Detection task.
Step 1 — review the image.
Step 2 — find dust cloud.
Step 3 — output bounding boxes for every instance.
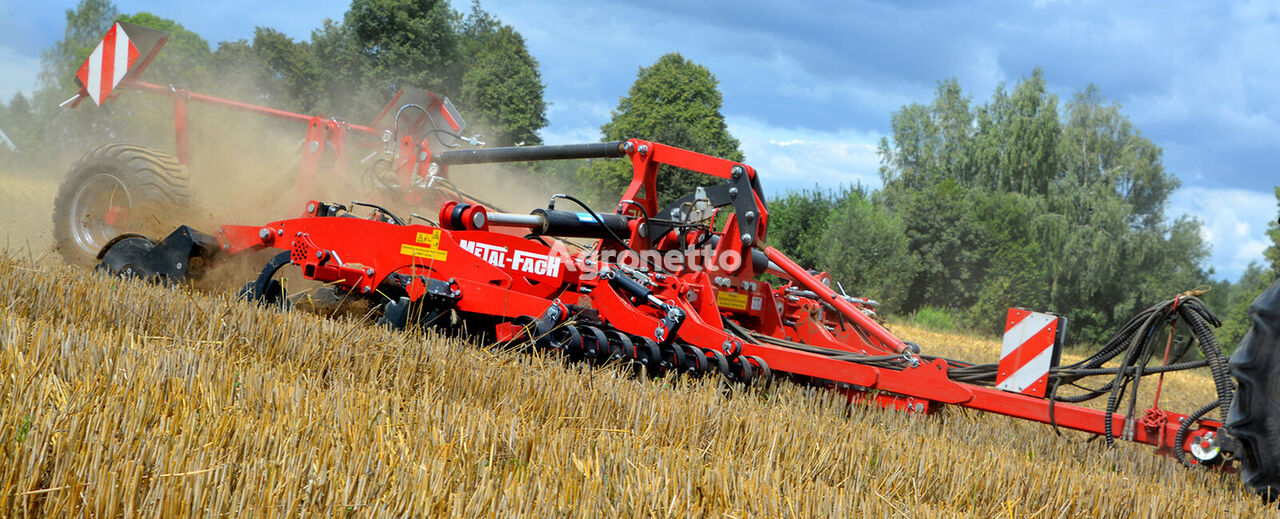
[0,76,588,286]
[0,171,59,263]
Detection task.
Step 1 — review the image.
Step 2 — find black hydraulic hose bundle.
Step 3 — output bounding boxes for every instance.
[721,285,1236,461]
[946,293,1233,449]
[1070,295,1233,447]
[724,290,1234,457]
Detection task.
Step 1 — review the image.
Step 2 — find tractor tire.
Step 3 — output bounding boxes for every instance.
[1227,277,1280,499]
[53,144,192,266]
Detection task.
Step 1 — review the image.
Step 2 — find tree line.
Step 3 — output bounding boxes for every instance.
[771,72,1279,346]
[2,0,1277,348]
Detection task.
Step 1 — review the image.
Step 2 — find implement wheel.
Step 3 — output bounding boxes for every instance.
[53,144,192,265]
[1227,278,1280,499]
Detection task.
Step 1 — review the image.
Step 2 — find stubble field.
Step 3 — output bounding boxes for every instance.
[0,170,1272,517]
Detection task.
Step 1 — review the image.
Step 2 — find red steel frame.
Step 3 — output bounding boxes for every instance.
[207,137,1220,463]
[119,78,467,210]
[80,24,1222,464]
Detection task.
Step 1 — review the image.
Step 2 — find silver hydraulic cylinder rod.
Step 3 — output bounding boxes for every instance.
[486,212,543,228]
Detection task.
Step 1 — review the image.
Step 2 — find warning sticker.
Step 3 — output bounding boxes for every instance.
[717,290,749,310]
[402,230,447,261]
[401,243,448,261]
[416,230,441,246]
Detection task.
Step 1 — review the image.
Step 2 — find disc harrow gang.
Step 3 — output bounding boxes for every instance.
[521,318,768,385]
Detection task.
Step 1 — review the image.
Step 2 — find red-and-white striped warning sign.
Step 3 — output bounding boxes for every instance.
[75,22,140,106]
[995,308,1062,397]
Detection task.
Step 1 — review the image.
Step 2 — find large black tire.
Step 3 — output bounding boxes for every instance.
[52,144,192,265]
[1227,277,1280,498]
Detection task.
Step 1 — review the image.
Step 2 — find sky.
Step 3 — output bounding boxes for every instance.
[0,0,1276,280]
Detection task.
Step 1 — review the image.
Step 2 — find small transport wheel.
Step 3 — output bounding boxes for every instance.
[1227,278,1280,499]
[53,144,192,266]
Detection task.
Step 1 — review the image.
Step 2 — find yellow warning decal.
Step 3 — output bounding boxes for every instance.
[401,243,448,261]
[717,290,749,310]
[416,230,441,246]
[402,230,447,261]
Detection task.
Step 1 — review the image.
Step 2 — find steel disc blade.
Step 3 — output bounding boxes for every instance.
[96,235,156,277]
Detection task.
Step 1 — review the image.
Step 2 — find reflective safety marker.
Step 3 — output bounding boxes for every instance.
[996,308,1065,397]
[75,23,140,106]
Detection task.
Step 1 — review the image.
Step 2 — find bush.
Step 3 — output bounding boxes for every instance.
[911,305,957,332]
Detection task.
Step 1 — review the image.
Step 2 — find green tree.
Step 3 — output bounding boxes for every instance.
[115,12,213,87]
[877,79,975,192]
[893,179,987,311]
[345,0,460,94]
[972,68,1060,196]
[876,70,1207,343]
[877,80,988,315]
[305,18,387,119]
[766,188,838,268]
[2,94,34,150]
[458,23,547,146]
[1266,186,1280,275]
[817,187,915,313]
[1219,262,1277,349]
[1058,86,1177,229]
[218,27,322,112]
[965,191,1049,334]
[579,53,743,205]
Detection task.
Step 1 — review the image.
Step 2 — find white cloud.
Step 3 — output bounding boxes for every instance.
[546,99,612,123]
[726,115,884,194]
[538,124,601,146]
[536,116,885,197]
[1170,186,1276,280]
[0,45,40,102]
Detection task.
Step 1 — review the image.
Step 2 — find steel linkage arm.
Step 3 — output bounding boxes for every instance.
[121,79,381,135]
[765,246,909,354]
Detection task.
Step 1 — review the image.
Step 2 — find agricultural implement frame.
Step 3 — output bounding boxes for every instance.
[100,136,1234,467]
[60,21,1280,498]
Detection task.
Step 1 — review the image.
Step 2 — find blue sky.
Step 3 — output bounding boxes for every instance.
[1,0,1277,280]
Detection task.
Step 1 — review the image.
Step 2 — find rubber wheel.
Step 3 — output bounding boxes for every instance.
[1227,277,1280,499]
[53,144,192,266]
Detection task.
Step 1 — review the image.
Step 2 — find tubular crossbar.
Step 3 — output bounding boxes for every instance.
[435,141,627,165]
[122,79,382,135]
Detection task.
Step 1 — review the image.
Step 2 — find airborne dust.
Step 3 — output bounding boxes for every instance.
[0,84,576,279]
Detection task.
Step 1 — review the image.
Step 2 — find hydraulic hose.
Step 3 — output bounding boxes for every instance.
[1173,401,1220,468]
[1180,305,1234,421]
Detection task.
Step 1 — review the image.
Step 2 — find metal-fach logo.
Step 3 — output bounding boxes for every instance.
[459,240,563,277]
[459,239,507,267]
